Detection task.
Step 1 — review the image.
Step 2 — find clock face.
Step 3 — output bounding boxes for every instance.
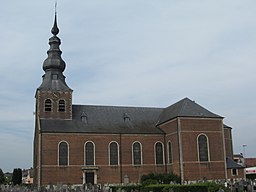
[52,92,60,99]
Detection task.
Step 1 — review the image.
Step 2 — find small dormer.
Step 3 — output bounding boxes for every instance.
[81,112,88,124]
[123,113,133,129]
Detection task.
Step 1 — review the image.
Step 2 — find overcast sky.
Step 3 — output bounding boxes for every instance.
[0,1,255,172]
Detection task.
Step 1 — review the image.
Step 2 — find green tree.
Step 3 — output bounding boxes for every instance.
[0,168,5,184]
[12,168,22,185]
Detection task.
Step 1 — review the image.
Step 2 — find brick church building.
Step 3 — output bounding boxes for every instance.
[33,15,244,187]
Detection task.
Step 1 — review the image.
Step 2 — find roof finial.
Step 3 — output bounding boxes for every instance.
[55,0,57,15]
[51,0,59,36]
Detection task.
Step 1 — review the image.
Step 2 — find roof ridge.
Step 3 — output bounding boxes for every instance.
[72,104,163,110]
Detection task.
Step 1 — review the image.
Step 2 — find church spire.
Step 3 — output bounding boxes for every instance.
[42,11,65,73]
[38,11,72,91]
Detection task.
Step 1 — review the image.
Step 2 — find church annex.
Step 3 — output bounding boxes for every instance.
[33,14,244,187]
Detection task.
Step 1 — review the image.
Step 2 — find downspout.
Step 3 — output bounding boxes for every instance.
[177,118,184,183]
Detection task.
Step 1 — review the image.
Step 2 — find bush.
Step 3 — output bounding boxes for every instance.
[0,168,5,184]
[109,181,225,192]
[110,184,142,192]
[141,172,181,185]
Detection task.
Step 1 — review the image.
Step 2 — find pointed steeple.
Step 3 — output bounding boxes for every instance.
[42,13,65,73]
[38,12,72,91]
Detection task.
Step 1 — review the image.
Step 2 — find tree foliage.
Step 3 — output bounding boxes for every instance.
[0,168,5,184]
[12,168,22,185]
[141,172,181,185]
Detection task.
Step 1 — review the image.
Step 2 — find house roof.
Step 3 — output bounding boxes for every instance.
[245,158,256,167]
[226,157,245,169]
[40,105,164,134]
[157,97,223,125]
[223,124,232,129]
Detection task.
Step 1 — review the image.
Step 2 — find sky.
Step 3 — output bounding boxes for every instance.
[0,0,256,172]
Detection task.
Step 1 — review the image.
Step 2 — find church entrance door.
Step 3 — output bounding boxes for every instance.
[86,172,94,185]
[82,166,98,186]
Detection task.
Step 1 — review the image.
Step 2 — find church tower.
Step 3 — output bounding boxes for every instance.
[35,13,73,120]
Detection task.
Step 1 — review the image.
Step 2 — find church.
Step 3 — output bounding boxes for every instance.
[33,14,244,187]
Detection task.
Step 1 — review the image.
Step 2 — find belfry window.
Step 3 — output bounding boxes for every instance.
[44,99,52,112]
[133,142,142,165]
[109,142,119,165]
[198,134,209,162]
[58,100,65,112]
[85,142,95,165]
[155,142,164,165]
[58,141,69,166]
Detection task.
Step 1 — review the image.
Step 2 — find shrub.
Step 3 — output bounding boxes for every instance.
[110,184,142,192]
[141,172,181,185]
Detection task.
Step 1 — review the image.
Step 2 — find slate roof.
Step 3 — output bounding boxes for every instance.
[40,105,164,134]
[226,157,244,169]
[223,124,232,129]
[40,97,223,134]
[157,97,223,125]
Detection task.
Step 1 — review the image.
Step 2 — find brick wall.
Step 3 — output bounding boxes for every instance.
[36,90,72,120]
[40,133,166,185]
[179,118,226,181]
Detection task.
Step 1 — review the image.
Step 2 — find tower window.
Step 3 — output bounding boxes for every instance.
[58,100,65,112]
[44,99,52,112]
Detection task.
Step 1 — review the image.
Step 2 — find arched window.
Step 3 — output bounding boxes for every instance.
[58,141,68,166]
[109,142,119,165]
[85,142,95,165]
[198,134,209,162]
[44,99,52,112]
[155,142,164,165]
[167,141,173,164]
[58,99,65,112]
[132,142,142,165]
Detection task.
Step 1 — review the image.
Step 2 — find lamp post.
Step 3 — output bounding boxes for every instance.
[242,144,247,167]
[242,144,247,158]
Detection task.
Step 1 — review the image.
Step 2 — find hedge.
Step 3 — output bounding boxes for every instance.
[110,182,225,192]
